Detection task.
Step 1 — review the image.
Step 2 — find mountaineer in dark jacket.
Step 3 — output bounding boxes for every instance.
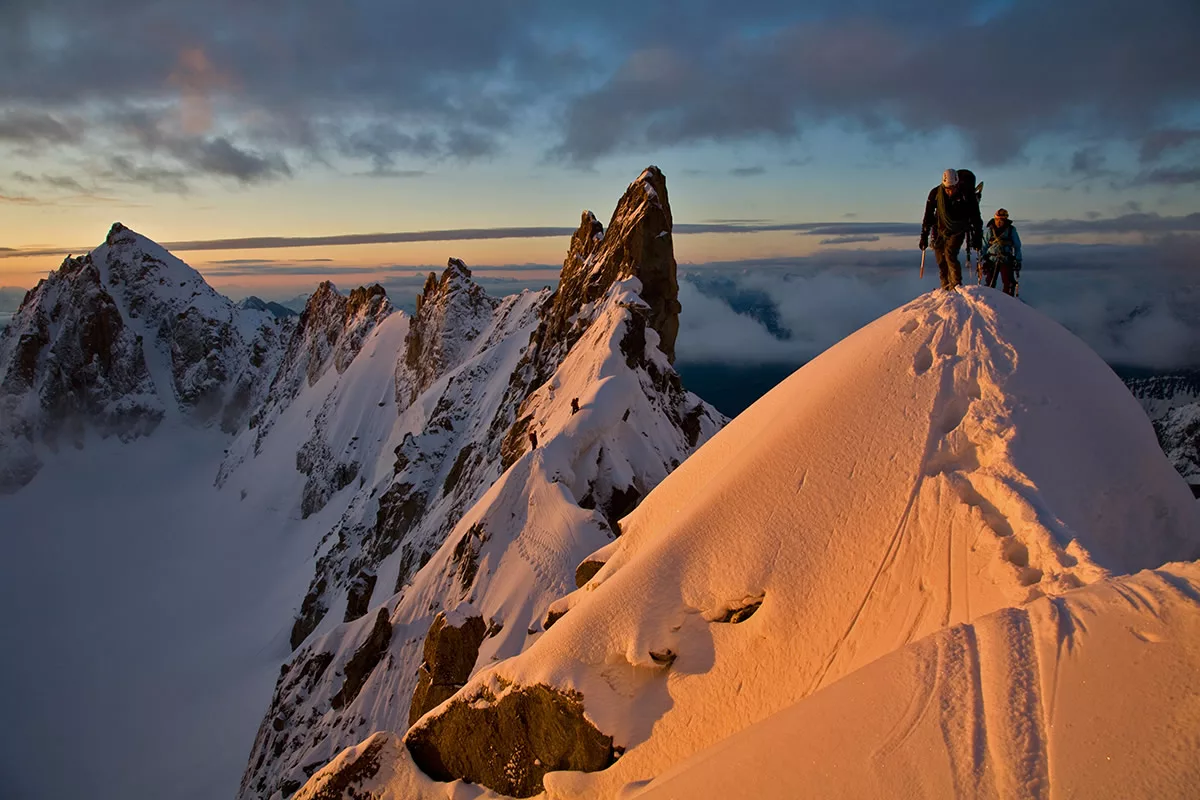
[920,169,983,290]
[980,208,1023,296]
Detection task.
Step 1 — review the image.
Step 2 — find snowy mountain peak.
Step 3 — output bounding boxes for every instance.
[239,296,299,319]
[0,225,291,493]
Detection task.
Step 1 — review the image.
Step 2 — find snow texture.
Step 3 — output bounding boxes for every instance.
[632,563,1200,800]
[399,286,1200,798]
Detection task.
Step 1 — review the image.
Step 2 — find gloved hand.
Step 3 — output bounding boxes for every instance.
[970,232,982,251]
[919,233,928,251]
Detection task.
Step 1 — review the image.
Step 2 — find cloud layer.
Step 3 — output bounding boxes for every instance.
[2,0,1198,196]
[676,243,1200,371]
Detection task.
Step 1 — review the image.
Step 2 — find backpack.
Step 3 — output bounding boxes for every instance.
[957,168,983,204]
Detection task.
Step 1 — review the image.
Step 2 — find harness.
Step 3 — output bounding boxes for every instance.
[986,222,1016,261]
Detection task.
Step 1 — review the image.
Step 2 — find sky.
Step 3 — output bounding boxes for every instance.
[1,0,1199,364]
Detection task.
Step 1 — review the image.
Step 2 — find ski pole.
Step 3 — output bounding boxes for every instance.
[920,248,926,279]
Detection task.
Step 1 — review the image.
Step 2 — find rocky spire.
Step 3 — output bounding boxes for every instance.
[540,165,681,365]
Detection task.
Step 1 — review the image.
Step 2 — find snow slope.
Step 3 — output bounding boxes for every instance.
[399,286,1200,797]
[632,562,1200,800]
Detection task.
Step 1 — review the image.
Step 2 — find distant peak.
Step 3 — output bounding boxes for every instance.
[105,221,136,247]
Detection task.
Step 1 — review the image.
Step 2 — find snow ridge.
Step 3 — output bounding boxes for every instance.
[237,167,725,800]
[392,287,1200,798]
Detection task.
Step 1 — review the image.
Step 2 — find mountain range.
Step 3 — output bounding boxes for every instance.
[0,167,1198,800]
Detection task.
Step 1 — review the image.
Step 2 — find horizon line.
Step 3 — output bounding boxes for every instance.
[1,211,1196,261]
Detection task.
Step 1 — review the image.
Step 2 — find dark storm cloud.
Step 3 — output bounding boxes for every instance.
[0,111,81,146]
[551,0,1200,166]
[188,138,291,183]
[1134,168,1200,187]
[1139,129,1200,163]
[0,0,564,182]
[103,156,190,194]
[6,1,1197,182]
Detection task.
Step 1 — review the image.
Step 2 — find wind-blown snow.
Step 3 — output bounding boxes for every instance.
[632,562,1200,800]
[403,286,1199,798]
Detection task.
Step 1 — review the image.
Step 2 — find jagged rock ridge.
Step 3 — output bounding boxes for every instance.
[237,166,725,799]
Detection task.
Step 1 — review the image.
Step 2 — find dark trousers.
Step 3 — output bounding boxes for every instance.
[933,232,965,289]
[982,259,1018,296]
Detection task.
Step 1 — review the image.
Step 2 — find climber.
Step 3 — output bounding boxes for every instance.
[980,208,1023,297]
[920,169,983,290]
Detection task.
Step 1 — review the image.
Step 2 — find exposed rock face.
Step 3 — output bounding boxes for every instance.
[293,733,394,800]
[1153,403,1200,495]
[405,683,615,798]
[397,259,499,409]
[408,609,487,728]
[1125,371,1200,494]
[539,166,680,369]
[343,573,378,623]
[297,420,360,519]
[244,281,391,451]
[0,222,289,492]
[216,281,391,513]
[574,557,606,588]
[331,608,393,710]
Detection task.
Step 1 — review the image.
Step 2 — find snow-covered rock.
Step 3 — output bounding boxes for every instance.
[1125,371,1200,495]
[397,287,1200,797]
[239,166,724,800]
[1154,402,1200,490]
[0,223,290,493]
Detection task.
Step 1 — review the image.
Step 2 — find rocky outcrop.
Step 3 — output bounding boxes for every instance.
[297,421,360,519]
[408,608,487,728]
[0,255,161,491]
[1125,371,1200,494]
[396,259,499,410]
[331,608,393,710]
[537,166,680,370]
[293,733,394,800]
[405,683,615,798]
[494,167,699,475]
[1153,403,1200,495]
[276,270,544,656]
[343,573,377,623]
